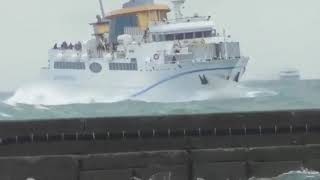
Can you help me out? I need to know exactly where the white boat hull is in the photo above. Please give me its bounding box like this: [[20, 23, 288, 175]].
[[41, 58, 248, 101]]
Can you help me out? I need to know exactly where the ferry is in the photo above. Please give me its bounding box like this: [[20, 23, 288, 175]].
[[279, 69, 301, 80], [42, 0, 249, 99]]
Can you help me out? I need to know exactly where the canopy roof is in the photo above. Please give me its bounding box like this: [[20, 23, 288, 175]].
[[106, 4, 170, 18], [149, 21, 214, 34]]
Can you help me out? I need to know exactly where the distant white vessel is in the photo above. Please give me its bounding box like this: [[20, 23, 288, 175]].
[[279, 69, 301, 80], [42, 0, 249, 99]]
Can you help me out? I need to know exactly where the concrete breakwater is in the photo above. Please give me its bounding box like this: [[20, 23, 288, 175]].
[[0, 109, 320, 180]]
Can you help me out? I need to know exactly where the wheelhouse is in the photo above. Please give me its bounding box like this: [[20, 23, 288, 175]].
[[149, 20, 216, 42], [151, 30, 215, 42]]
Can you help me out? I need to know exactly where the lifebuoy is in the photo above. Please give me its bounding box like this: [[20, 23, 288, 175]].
[[153, 54, 160, 60], [89, 62, 102, 73]]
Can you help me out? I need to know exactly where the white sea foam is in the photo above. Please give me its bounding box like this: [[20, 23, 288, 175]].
[[277, 169, 320, 179], [34, 104, 50, 110], [5, 82, 127, 106], [4, 81, 278, 106], [131, 82, 278, 103], [192, 84, 278, 101], [249, 169, 320, 180], [245, 89, 279, 98], [0, 112, 12, 118]]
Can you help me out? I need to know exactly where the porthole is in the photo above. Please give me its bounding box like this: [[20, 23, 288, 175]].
[[89, 63, 102, 73]]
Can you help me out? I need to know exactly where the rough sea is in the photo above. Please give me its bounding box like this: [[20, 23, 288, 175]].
[[0, 79, 319, 121], [1, 79, 320, 179]]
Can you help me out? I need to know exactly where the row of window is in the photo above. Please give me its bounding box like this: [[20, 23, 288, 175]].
[[54, 62, 86, 70], [54, 62, 139, 71], [109, 63, 138, 71], [152, 30, 215, 42]]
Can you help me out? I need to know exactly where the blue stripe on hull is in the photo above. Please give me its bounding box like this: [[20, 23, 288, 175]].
[[131, 66, 239, 97]]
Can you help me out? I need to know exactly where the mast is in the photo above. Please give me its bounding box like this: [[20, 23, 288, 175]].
[[223, 29, 229, 59], [98, 0, 106, 17]]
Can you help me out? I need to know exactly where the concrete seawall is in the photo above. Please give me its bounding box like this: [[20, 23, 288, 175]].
[[1, 109, 320, 180]]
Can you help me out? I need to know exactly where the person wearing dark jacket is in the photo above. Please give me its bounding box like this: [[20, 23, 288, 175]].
[[75, 42, 82, 51], [68, 43, 74, 50], [61, 41, 68, 49]]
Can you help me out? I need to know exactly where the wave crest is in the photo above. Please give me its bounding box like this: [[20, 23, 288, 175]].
[[4, 81, 278, 106], [250, 169, 320, 180], [5, 82, 127, 106]]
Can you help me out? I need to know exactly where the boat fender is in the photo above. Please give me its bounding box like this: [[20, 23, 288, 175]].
[[153, 54, 160, 60]]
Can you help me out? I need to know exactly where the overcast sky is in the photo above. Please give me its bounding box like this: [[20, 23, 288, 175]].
[[0, 0, 319, 91]]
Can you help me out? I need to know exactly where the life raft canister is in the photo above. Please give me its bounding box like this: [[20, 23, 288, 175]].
[[153, 53, 160, 60]]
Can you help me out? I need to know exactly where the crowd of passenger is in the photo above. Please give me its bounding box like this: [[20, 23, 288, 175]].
[[53, 41, 83, 51]]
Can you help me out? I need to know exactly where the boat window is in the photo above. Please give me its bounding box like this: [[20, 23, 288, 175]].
[[159, 34, 165, 41], [212, 29, 217, 36], [175, 33, 184, 40], [131, 58, 137, 63], [204, 31, 213, 37], [165, 34, 174, 41], [122, 64, 125, 70], [185, 32, 194, 39], [109, 63, 138, 71], [54, 62, 86, 70], [157, 31, 212, 42], [195, 32, 203, 38]]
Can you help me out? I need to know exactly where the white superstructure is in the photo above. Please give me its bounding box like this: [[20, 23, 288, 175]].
[[42, 0, 249, 100]]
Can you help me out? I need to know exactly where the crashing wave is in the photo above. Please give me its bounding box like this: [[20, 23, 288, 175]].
[[4, 80, 278, 106], [0, 112, 12, 118], [4, 82, 127, 106]]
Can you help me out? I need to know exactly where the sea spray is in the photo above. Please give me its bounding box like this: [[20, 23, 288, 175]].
[[0, 80, 318, 120], [5, 81, 127, 106], [0, 112, 12, 118], [249, 169, 320, 180], [5, 80, 277, 106]]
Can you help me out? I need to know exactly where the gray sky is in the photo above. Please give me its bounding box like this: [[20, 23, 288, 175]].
[[0, 0, 319, 91]]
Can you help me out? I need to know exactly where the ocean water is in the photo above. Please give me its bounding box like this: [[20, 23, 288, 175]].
[[0, 79, 320, 121], [250, 169, 320, 179], [0, 80, 320, 180]]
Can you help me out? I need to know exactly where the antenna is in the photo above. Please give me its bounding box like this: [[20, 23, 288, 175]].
[[171, 0, 185, 19], [98, 0, 106, 17]]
